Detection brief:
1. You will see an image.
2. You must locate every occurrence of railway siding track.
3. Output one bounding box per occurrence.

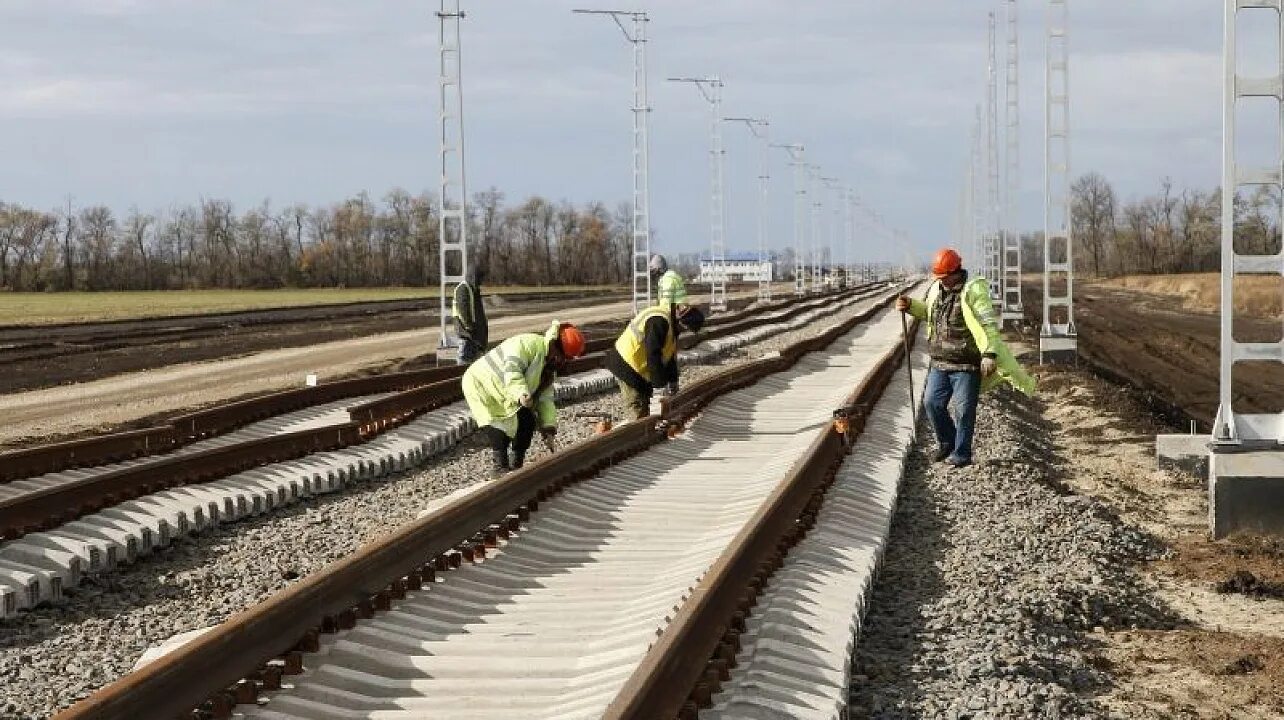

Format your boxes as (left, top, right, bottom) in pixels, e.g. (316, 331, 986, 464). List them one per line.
(0, 287, 890, 617)
(51, 286, 914, 720)
(0, 286, 847, 484)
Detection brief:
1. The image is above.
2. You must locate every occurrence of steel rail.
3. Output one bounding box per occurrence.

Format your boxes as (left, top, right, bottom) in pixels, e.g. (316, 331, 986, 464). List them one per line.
(607, 317, 920, 719)
(0, 287, 855, 484)
(52, 287, 902, 720)
(0, 287, 882, 540)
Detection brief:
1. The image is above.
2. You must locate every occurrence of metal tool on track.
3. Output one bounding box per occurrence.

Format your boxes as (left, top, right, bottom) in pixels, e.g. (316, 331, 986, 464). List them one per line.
(900, 310, 918, 427)
(573, 411, 615, 435)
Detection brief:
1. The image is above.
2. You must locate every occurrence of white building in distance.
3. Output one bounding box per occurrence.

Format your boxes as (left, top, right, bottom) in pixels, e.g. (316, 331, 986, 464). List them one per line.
(697, 252, 774, 282)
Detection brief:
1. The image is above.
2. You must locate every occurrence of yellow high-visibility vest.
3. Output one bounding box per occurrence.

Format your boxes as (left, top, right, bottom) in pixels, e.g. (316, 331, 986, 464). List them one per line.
(656, 270, 687, 307)
(614, 306, 677, 378)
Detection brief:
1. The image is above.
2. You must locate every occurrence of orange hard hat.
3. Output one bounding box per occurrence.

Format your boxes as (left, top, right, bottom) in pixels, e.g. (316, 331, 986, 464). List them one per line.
(932, 248, 963, 278)
(557, 324, 586, 358)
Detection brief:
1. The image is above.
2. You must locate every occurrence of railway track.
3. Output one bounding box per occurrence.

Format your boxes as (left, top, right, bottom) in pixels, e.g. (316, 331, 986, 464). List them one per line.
(53, 284, 922, 720)
(0, 289, 628, 366)
(0, 286, 839, 484)
(0, 285, 892, 617)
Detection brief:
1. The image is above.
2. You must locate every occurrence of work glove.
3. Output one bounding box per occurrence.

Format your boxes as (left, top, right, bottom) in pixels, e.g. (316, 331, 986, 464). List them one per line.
(540, 427, 557, 452)
(666, 381, 679, 396)
(895, 296, 910, 312)
(519, 393, 533, 409)
(981, 357, 997, 378)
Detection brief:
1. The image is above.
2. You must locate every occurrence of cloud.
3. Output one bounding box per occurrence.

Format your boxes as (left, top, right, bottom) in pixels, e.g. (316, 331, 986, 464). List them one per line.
(0, 0, 1230, 260)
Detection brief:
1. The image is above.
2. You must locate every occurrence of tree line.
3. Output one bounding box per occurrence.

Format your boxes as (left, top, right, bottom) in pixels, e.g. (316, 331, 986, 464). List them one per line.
(0, 189, 636, 292)
(1062, 172, 1280, 277)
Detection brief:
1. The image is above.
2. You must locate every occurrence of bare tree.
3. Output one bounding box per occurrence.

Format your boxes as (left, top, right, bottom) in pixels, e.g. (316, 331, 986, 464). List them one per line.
(124, 207, 154, 289)
(60, 198, 76, 290)
(1070, 172, 1116, 277)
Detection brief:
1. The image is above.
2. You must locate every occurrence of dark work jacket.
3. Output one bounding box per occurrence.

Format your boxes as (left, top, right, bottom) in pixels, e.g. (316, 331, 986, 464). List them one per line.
(604, 315, 681, 393)
(930, 275, 981, 371)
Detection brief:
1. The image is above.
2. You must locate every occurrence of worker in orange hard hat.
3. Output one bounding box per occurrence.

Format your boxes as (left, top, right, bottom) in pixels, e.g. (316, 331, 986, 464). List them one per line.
(895, 248, 1034, 468)
(462, 320, 587, 475)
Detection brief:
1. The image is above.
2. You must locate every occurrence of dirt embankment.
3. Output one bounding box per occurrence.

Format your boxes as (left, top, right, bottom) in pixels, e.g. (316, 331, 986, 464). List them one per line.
(1023, 279, 1284, 429)
(1096, 273, 1281, 320)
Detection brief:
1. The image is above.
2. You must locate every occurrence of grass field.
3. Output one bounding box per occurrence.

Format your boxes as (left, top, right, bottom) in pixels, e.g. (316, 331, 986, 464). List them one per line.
(1095, 273, 1280, 319)
(0, 286, 614, 325)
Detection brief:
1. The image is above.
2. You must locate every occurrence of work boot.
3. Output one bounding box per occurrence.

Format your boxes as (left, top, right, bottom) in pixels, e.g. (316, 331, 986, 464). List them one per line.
(512, 452, 526, 470)
(946, 456, 972, 469)
(932, 446, 953, 463)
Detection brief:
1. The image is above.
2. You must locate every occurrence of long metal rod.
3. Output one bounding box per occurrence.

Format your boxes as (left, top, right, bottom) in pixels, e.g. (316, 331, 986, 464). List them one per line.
(900, 310, 917, 427)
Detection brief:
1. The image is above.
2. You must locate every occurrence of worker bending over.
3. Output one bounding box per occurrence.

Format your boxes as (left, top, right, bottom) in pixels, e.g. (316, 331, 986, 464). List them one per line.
(462, 321, 586, 475)
(896, 248, 1034, 468)
(650, 254, 688, 307)
(605, 303, 705, 420)
(453, 267, 488, 364)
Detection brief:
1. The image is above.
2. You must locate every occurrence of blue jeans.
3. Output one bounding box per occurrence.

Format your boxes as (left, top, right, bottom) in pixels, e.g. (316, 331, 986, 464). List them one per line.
(923, 367, 981, 463)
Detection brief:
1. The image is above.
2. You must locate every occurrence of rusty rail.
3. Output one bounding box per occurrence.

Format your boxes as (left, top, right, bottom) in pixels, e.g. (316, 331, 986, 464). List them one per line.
(0, 287, 867, 485)
(52, 284, 902, 720)
(606, 315, 920, 720)
(53, 420, 663, 720)
(0, 287, 877, 540)
(0, 424, 363, 539)
(0, 427, 176, 484)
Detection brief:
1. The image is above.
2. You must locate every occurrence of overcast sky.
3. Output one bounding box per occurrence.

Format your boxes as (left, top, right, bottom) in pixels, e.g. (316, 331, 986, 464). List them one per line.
(0, 1, 1226, 263)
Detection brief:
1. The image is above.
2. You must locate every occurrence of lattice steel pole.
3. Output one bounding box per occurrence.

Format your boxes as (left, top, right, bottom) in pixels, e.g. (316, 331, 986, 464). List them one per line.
(726, 117, 771, 300)
(1040, 0, 1077, 362)
(1214, 0, 1284, 443)
(971, 106, 986, 269)
(821, 176, 841, 290)
(845, 188, 856, 288)
(669, 76, 727, 312)
(573, 9, 653, 313)
(808, 164, 823, 293)
(772, 143, 806, 295)
(1002, 0, 1025, 323)
(437, 0, 468, 356)
(986, 11, 1003, 302)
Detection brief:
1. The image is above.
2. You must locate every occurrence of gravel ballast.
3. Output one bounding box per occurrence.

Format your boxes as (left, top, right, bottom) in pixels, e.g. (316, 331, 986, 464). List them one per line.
(848, 388, 1174, 718)
(0, 294, 884, 719)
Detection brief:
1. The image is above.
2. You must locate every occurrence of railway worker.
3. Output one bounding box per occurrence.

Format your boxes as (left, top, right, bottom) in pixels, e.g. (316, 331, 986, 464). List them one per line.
(895, 248, 1035, 468)
(453, 266, 488, 364)
(462, 320, 587, 475)
(649, 254, 688, 308)
(605, 302, 706, 420)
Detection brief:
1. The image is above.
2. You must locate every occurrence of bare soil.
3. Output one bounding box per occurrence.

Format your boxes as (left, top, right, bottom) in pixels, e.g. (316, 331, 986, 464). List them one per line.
(1036, 362, 1284, 717)
(1024, 279, 1284, 427)
(0, 290, 623, 394)
(1097, 273, 1281, 320)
